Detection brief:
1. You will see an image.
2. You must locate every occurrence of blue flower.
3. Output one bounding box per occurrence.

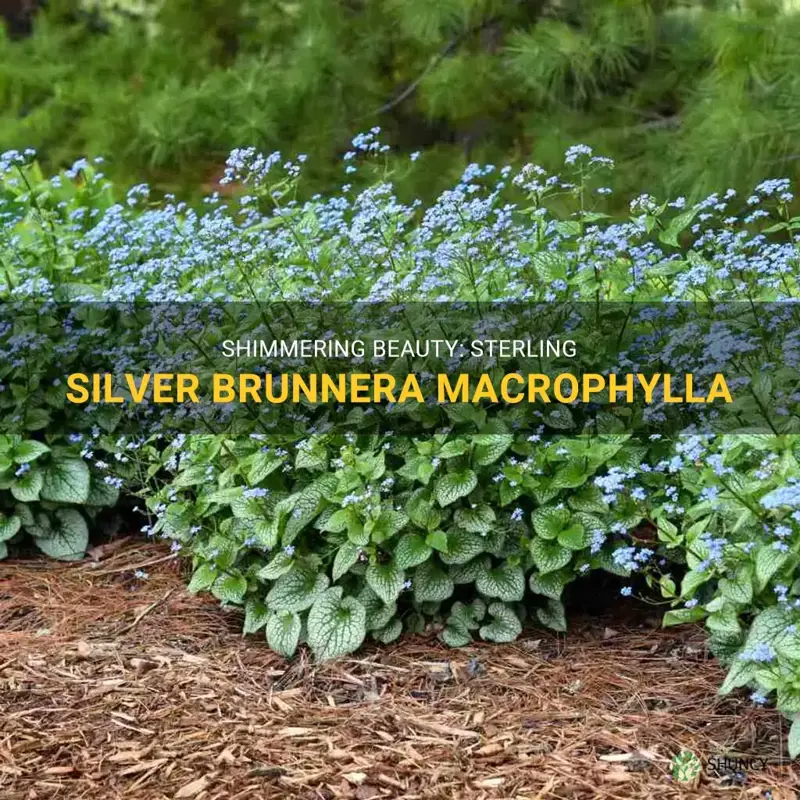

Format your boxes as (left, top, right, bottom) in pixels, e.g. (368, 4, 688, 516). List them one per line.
(739, 643, 776, 663)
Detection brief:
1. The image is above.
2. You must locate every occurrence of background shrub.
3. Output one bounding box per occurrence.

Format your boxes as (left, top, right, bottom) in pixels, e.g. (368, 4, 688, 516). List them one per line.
(3, 0, 800, 201)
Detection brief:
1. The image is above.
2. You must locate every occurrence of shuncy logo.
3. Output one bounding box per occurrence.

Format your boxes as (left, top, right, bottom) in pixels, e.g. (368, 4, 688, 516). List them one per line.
(671, 751, 702, 783)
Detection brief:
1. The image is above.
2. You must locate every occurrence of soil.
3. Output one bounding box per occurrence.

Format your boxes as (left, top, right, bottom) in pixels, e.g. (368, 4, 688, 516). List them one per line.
(1, 540, 798, 799)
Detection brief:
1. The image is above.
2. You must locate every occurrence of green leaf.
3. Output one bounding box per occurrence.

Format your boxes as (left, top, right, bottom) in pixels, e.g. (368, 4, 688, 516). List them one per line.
(283, 486, 326, 544)
(332, 542, 361, 582)
(754, 545, 788, 593)
(359, 587, 397, 630)
(479, 602, 522, 643)
(11, 469, 43, 502)
(21, 408, 50, 431)
(243, 599, 270, 634)
(592, 548, 631, 577)
(568, 485, 608, 513)
(706, 604, 741, 637)
(425, 529, 449, 553)
(257, 551, 295, 581)
(499, 481, 523, 506)
(357, 451, 386, 482)
(34, 509, 88, 561)
(267, 568, 329, 612)
(231, 495, 265, 520)
(530, 250, 569, 281)
(248, 519, 278, 550)
(476, 562, 525, 601)
(529, 570, 566, 600)
(745, 606, 790, 648)
(435, 470, 478, 506)
(719, 658, 757, 695)
(321, 509, 348, 533)
(405, 489, 437, 528)
(551, 462, 589, 490)
(13, 440, 50, 464)
(437, 440, 470, 459)
(774, 627, 800, 661)
(444, 403, 486, 428)
(453, 504, 495, 534)
(373, 509, 408, 541)
(366, 561, 405, 604)
(417, 460, 436, 485)
(307, 587, 366, 660)
(395, 533, 432, 569)
(719, 565, 753, 605)
(536, 598, 567, 632)
(656, 517, 681, 547)
(530, 538, 572, 574)
(778, 687, 800, 714)
(684, 517, 711, 546)
(532, 506, 571, 540)
(659, 207, 698, 247)
(544, 406, 574, 430)
(439, 529, 485, 565)
(188, 563, 218, 593)
(373, 617, 402, 644)
(266, 610, 302, 657)
(172, 464, 211, 488)
(248, 452, 285, 483)
(659, 575, 677, 598)
(789, 719, 800, 760)
(15, 503, 34, 528)
(473, 434, 513, 465)
(41, 458, 91, 504)
(663, 607, 706, 626)
(208, 487, 245, 505)
(296, 445, 328, 471)
(347, 521, 369, 547)
(412, 560, 454, 603)
(212, 573, 248, 604)
(557, 522, 585, 550)
(441, 624, 472, 647)
(680, 568, 708, 598)
(594, 414, 626, 435)
(0, 514, 21, 543)
(448, 599, 486, 632)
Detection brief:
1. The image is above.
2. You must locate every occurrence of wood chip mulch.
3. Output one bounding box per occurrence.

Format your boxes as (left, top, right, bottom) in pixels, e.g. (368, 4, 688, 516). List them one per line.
(1, 540, 798, 799)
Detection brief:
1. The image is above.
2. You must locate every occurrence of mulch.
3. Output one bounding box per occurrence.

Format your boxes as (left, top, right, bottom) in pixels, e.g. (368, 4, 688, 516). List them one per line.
(1, 540, 797, 800)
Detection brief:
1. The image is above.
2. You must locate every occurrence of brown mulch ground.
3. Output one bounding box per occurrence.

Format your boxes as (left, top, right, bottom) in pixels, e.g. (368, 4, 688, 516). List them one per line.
(1, 541, 798, 800)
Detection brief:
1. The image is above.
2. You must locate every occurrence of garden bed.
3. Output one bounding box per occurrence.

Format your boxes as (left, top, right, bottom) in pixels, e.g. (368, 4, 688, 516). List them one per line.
(0, 542, 796, 799)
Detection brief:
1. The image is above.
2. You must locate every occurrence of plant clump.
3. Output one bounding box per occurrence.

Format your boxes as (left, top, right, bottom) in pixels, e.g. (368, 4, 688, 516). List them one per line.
(2, 135, 800, 754)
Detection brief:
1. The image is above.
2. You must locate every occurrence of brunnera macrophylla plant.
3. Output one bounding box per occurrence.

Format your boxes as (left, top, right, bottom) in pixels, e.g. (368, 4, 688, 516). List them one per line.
(139, 429, 643, 659)
(0, 434, 120, 560)
(649, 433, 800, 756)
(3, 135, 800, 752)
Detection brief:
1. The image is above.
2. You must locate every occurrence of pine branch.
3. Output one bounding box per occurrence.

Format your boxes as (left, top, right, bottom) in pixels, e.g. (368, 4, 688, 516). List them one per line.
(370, 0, 533, 119)
(371, 34, 465, 117)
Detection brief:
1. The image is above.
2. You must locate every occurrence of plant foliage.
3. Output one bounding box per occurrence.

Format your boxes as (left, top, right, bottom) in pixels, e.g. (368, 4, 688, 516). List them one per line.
(3, 136, 800, 753)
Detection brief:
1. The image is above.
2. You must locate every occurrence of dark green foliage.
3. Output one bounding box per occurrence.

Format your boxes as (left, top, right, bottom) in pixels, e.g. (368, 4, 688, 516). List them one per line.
(3, 0, 800, 199)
